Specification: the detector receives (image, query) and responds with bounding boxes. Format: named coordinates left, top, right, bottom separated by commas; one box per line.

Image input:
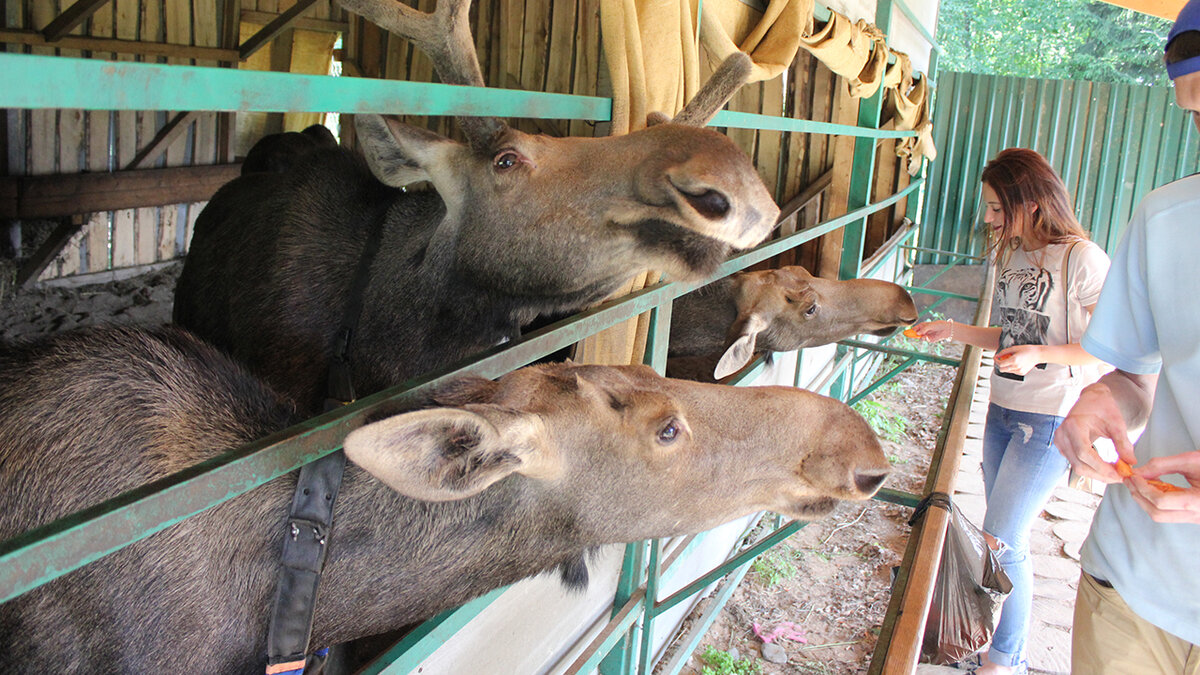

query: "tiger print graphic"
left=995, top=263, right=1055, bottom=380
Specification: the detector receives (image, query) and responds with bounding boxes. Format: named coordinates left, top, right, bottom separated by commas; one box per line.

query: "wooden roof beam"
left=41, top=0, right=113, bottom=42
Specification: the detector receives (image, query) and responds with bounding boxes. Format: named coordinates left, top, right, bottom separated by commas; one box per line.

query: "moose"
left=173, top=0, right=781, bottom=414
left=668, top=266, right=919, bottom=380
left=0, top=326, right=891, bottom=672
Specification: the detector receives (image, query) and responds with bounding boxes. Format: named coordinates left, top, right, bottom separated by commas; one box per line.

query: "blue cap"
left=1167, top=0, right=1200, bottom=79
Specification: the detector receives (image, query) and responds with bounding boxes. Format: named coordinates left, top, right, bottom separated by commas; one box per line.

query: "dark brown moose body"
left=667, top=266, right=919, bottom=380
left=0, top=326, right=890, bottom=673
left=174, top=0, right=781, bottom=414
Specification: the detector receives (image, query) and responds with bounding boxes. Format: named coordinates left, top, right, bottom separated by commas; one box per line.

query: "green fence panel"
left=921, top=71, right=1200, bottom=262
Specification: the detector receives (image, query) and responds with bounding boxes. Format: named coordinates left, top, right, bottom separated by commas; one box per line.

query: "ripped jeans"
left=980, top=403, right=1070, bottom=669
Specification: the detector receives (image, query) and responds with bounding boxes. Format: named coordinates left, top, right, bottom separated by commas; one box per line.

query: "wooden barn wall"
left=2, top=0, right=342, bottom=281
left=7, top=0, right=912, bottom=282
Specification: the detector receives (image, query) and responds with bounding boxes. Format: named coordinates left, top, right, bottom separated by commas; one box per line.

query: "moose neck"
left=668, top=276, right=740, bottom=357
left=310, top=466, right=590, bottom=646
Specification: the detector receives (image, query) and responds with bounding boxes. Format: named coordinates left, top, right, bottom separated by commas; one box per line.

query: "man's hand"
left=1054, top=383, right=1131, bottom=483
left=1126, top=451, right=1200, bottom=524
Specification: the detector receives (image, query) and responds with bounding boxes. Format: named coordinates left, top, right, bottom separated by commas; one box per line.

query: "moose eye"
left=493, top=150, right=521, bottom=171
left=804, top=303, right=818, bottom=317
left=658, top=419, right=682, bottom=444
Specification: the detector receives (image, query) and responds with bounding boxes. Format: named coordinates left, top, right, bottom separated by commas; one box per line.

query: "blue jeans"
left=981, top=403, right=1070, bottom=669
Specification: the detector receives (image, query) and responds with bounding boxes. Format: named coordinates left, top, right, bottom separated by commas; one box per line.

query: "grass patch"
left=750, top=548, right=798, bottom=587
left=853, top=399, right=909, bottom=443
left=698, top=646, right=762, bottom=675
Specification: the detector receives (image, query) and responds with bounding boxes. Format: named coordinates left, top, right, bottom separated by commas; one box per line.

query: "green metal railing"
left=0, top=0, right=946, bottom=670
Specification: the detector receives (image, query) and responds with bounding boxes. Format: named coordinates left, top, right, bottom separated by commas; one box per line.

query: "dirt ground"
left=668, top=341, right=961, bottom=675
left=1, top=266, right=960, bottom=675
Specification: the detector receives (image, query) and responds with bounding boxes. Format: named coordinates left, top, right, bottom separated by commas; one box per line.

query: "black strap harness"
left=266, top=211, right=387, bottom=674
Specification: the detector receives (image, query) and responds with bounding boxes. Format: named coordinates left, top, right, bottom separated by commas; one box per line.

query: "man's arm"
left=1053, top=369, right=1157, bottom=483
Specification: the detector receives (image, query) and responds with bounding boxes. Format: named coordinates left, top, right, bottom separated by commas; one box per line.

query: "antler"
left=339, top=0, right=503, bottom=149
left=671, top=52, right=753, bottom=127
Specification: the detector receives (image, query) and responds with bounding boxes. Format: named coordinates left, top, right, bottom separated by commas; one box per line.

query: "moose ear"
left=355, top=113, right=460, bottom=188
left=344, top=407, right=555, bottom=501
left=714, top=313, right=770, bottom=379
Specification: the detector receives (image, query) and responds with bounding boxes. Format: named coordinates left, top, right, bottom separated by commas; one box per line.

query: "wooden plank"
left=83, top=0, right=114, bottom=273
left=109, top=0, right=137, bottom=269
left=758, top=76, right=784, bottom=203
left=0, top=28, right=239, bottom=61
left=20, top=218, right=85, bottom=286
left=500, top=0, right=524, bottom=101
left=867, top=139, right=897, bottom=255
left=818, top=81, right=858, bottom=280
left=126, top=110, right=199, bottom=170
left=158, top=202, right=178, bottom=259
left=238, top=0, right=318, bottom=60
left=193, top=0, right=219, bottom=165
left=50, top=0, right=88, bottom=277
left=569, top=0, right=599, bottom=137
left=545, top=0, right=575, bottom=95
left=42, top=0, right=114, bottom=42
left=0, top=164, right=242, bottom=220
left=520, top=0, right=549, bottom=94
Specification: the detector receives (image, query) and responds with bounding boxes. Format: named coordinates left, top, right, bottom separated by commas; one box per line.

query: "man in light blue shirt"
left=1053, top=2, right=1200, bottom=672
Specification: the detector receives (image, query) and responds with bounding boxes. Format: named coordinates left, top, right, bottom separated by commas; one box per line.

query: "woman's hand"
left=908, top=320, right=953, bottom=342
left=994, top=344, right=1044, bottom=376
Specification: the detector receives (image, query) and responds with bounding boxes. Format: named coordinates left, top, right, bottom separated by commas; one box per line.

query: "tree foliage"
left=937, top=0, right=1173, bottom=85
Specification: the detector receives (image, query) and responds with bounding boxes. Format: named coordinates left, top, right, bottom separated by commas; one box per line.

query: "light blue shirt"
left=1079, top=174, right=1200, bottom=645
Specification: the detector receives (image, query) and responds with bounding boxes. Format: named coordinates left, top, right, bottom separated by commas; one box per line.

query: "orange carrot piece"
left=1114, top=459, right=1184, bottom=491
left=902, top=327, right=920, bottom=339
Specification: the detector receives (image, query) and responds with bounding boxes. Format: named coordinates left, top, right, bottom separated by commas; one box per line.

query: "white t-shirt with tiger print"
left=988, top=239, right=1111, bottom=417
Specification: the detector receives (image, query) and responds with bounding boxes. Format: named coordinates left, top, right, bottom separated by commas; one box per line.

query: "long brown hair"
left=979, top=148, right=1088, bottom=265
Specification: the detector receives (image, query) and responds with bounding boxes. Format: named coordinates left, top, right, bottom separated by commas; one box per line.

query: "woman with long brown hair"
left=912, top=148, right=1111, bottom=675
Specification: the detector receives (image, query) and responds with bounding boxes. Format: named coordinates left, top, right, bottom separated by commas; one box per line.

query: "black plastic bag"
left=916, top=494, right=1014, bottom=666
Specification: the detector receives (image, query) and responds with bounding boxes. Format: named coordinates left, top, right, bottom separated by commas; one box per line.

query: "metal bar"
left=567, top=590, right=647, bottom=674
left=902, top=286, right=979, bottom=302
left=637, top=541, right=663, bottom=673
left=0, top=52, right=613, bottom=119
left=656, top=561, right=754, bottom=675
left=238, top=0, right=320, bottom=61
left=355, top=586, right=508, bottom=674
left=847, top=356, right=919, bottom=406
left=601, top=542, right=646, bottom=674
left=873, top=488, right=921, bottom=509
left=712, top=109, right=916, bottom=138
left=899, top=244, right=984, bottom=260
left=41, top=0, right=114, bottom=42
left=838, top=339, right=962, bottom=368
left=654, top=520, right=805, bottom=615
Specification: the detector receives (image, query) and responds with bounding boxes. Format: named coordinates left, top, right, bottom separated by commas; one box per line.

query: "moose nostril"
left=681, top=188, right=731, bottom=219
left=854, top=469, right=889, bottom=496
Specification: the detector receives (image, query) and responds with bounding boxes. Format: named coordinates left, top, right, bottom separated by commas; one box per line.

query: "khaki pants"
left=1073, top=572, right=1200, bottom=674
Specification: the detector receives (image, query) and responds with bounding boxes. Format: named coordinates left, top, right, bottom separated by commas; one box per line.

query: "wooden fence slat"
left=83, top=0, right=114, bottom=273
left=568, top=0, right=599, bottom=137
